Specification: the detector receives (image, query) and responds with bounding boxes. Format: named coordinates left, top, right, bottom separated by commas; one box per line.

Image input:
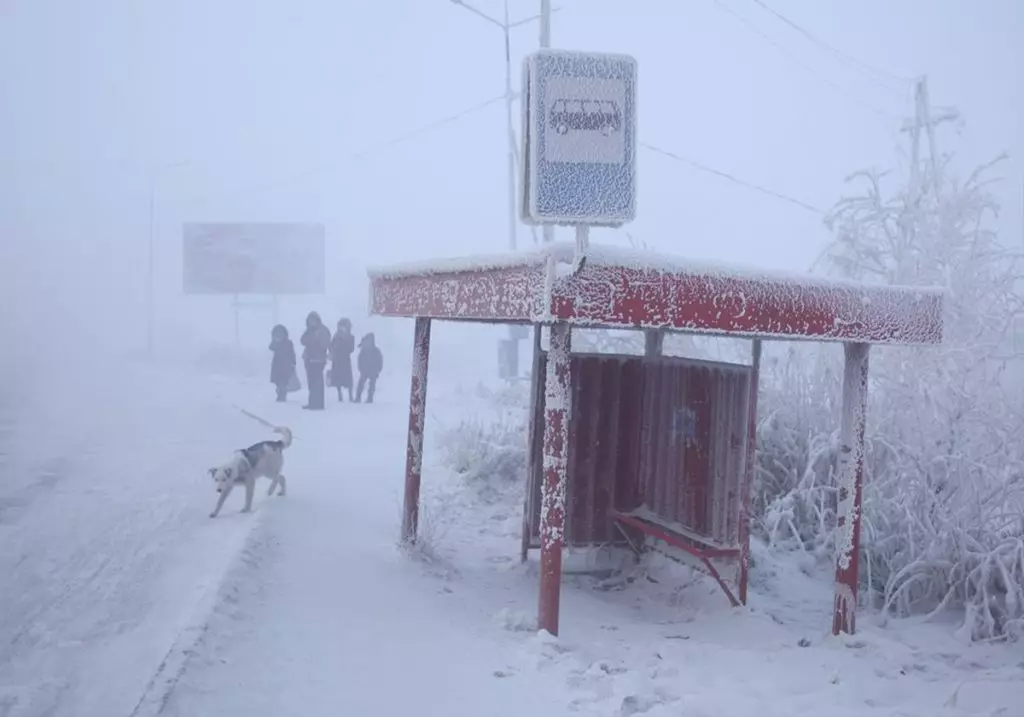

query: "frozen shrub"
left=757, top=150, right=1024, bottom=640
left=435, top=382, right=530, bottom=498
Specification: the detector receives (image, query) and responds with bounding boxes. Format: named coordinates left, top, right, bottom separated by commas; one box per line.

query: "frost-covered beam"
left=549, top=265, right=943, bottom=345
left=369, top=265, right=545, bottom=322
left=833, top=342, right=870, bottom=635
left=538, top=322, right=571, bottom=637
left=367, top=243, right=942, bottom=344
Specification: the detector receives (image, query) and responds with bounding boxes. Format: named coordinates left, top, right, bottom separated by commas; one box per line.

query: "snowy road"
left=0, top=363, right=275, bottom=717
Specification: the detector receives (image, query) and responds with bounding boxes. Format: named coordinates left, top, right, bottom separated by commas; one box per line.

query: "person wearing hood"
left=355, top=332, right=383, bottom=404
left=268, top=324, right=297, bottom=402
left=329, top=318, right=355, bottom=402
left=300, top=311, right=331, bottom=410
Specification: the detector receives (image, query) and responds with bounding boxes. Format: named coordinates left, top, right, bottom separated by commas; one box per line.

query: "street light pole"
left=449, top=0, right=556, bottom=379
left=539, top=0, right=554, bottom=244
left=450, top=0, right=555, bottom=252
left=146, top=178, right=156, bottom=356
left=540, top=0, right=551, bottom=49
left=143, top=160, right=188, bottom=357
left=503, top=0, right=517, bottom=252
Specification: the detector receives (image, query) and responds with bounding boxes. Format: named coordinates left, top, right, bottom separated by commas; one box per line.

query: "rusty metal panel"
left=526, top=352, right=644, bottom=548
left=636, top=358, right=751, bottom=549
left=524, top=352, right=750, bottom=551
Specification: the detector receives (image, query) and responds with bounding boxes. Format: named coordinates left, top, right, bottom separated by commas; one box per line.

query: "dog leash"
left=230, top=404, right=298, bottom=441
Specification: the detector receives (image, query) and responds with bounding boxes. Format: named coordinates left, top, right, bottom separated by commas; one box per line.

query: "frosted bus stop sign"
left=521, top=49, right=637, bottom=226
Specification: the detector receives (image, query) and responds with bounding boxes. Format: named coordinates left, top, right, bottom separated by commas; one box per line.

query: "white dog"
left=208, top=426, right=292, bottom=518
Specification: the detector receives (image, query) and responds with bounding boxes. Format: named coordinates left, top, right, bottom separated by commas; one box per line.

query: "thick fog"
left=1, top=0, right=1020, bottom=387
left=2, top=2, right=1024, bottom=714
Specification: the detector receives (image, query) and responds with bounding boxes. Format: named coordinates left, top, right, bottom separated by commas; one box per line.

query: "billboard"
left=182, top=222, right=326, bottom=295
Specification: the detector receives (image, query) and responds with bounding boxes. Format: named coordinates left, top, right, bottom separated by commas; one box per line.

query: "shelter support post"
left=832, top=342, right=870, bottom=635
left=538, top=322, right=571, bottom=636
left=401, top=317, right=432, bottom=544
left=521, top=324, right=544, bottom=564
left=738, top=339, right=762, bottom=605
left=644, top=330, right=664, bottom=357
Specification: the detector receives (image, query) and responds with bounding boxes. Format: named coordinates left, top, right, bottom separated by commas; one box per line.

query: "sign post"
left=521, top=48, right=637, bottom=636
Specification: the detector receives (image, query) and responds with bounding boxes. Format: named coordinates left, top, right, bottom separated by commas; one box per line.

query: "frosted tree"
left=814, top=142, right=1024, bottom=639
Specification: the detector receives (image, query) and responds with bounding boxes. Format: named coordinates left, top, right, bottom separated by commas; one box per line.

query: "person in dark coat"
left=269, top=324, right=296, bottom=402
left=300, top=311, right=331, bottom=410
left=355, top=332, right=383, bottom=404
left=329, top=318, right=355, bottom=402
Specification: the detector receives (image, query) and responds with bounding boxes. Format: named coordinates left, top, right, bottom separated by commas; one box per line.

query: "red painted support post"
left=538, top=322, right=571, bottom=636
left=833, top=342, right=870, bottom=635
left=738, top=339, right=761, bottom=605
left=643, top=329, right=664, bottom=357
left=401, top=317, right=432, bottom=544
left=521, top=324, right=544, bottom=564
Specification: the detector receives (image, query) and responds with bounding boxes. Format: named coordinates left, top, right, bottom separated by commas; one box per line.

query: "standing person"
left=329, top=318, right=355, bottom=402
left=269, top=324, right=296, bottom=402
left=355, top=332, right=383, bottom=404
left=300, top=311, right=331, bottom=410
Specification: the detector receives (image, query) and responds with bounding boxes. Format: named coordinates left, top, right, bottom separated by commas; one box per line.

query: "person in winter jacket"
left=300, top=311, right=331, bottom=410
left=269, top=324, right=296, bottom=402
left=329, top=318, right=355, bottom=402
left=355, top=332, right=383, bottom=404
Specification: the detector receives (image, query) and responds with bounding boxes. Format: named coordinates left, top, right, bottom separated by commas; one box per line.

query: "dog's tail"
left=273, top=426, right=293, bottom=449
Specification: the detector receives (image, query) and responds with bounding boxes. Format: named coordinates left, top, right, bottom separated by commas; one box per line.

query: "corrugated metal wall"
left=525, top=352, right=751, bottom=551
left=636, top=360, right=750, bottom=549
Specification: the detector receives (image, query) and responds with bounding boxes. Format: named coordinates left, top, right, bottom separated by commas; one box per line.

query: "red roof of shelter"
left=368, top=242, right=943, bottom=344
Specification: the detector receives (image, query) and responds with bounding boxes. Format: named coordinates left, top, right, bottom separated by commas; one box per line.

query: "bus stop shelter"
left=367, top=242, right=943, bottom=637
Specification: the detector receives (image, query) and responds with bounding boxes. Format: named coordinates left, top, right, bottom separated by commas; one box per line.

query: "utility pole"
left=902, top=75, right=959, bottom=196
left=540, top=0, right=554, bottom=244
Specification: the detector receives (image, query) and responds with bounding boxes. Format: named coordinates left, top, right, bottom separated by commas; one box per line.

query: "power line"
left=641, top=141, right=826, bottom=215
left=705, top=0, right=901, bottom=122
left=750, top=0, right=911, bottom=95
left=182, top=93, right=507, bottom=207
left=352, top=93, right=506, bottom=159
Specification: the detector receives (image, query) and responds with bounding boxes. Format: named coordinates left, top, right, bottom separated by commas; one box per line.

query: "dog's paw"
left=209, top=512, right=217, bottom=519
left=240, top=507, right=252, bottom=514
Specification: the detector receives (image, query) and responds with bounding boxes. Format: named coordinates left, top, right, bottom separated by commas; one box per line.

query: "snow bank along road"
left=0, top=362, right=272, bottom=717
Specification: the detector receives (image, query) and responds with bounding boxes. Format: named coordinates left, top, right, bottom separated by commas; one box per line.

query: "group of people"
left=268, top=311, right=384, bottom=410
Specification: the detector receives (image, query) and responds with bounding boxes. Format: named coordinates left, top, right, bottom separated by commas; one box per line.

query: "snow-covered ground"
left=1, top=357, right=1021, bottom=717
left=137, top=379, right=1020, bottom=717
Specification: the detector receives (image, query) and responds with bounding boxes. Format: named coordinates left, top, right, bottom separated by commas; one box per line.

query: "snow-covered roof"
left=368, top=242, right=941, bottom=296
left=367, top=242, right=944, bottom=345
